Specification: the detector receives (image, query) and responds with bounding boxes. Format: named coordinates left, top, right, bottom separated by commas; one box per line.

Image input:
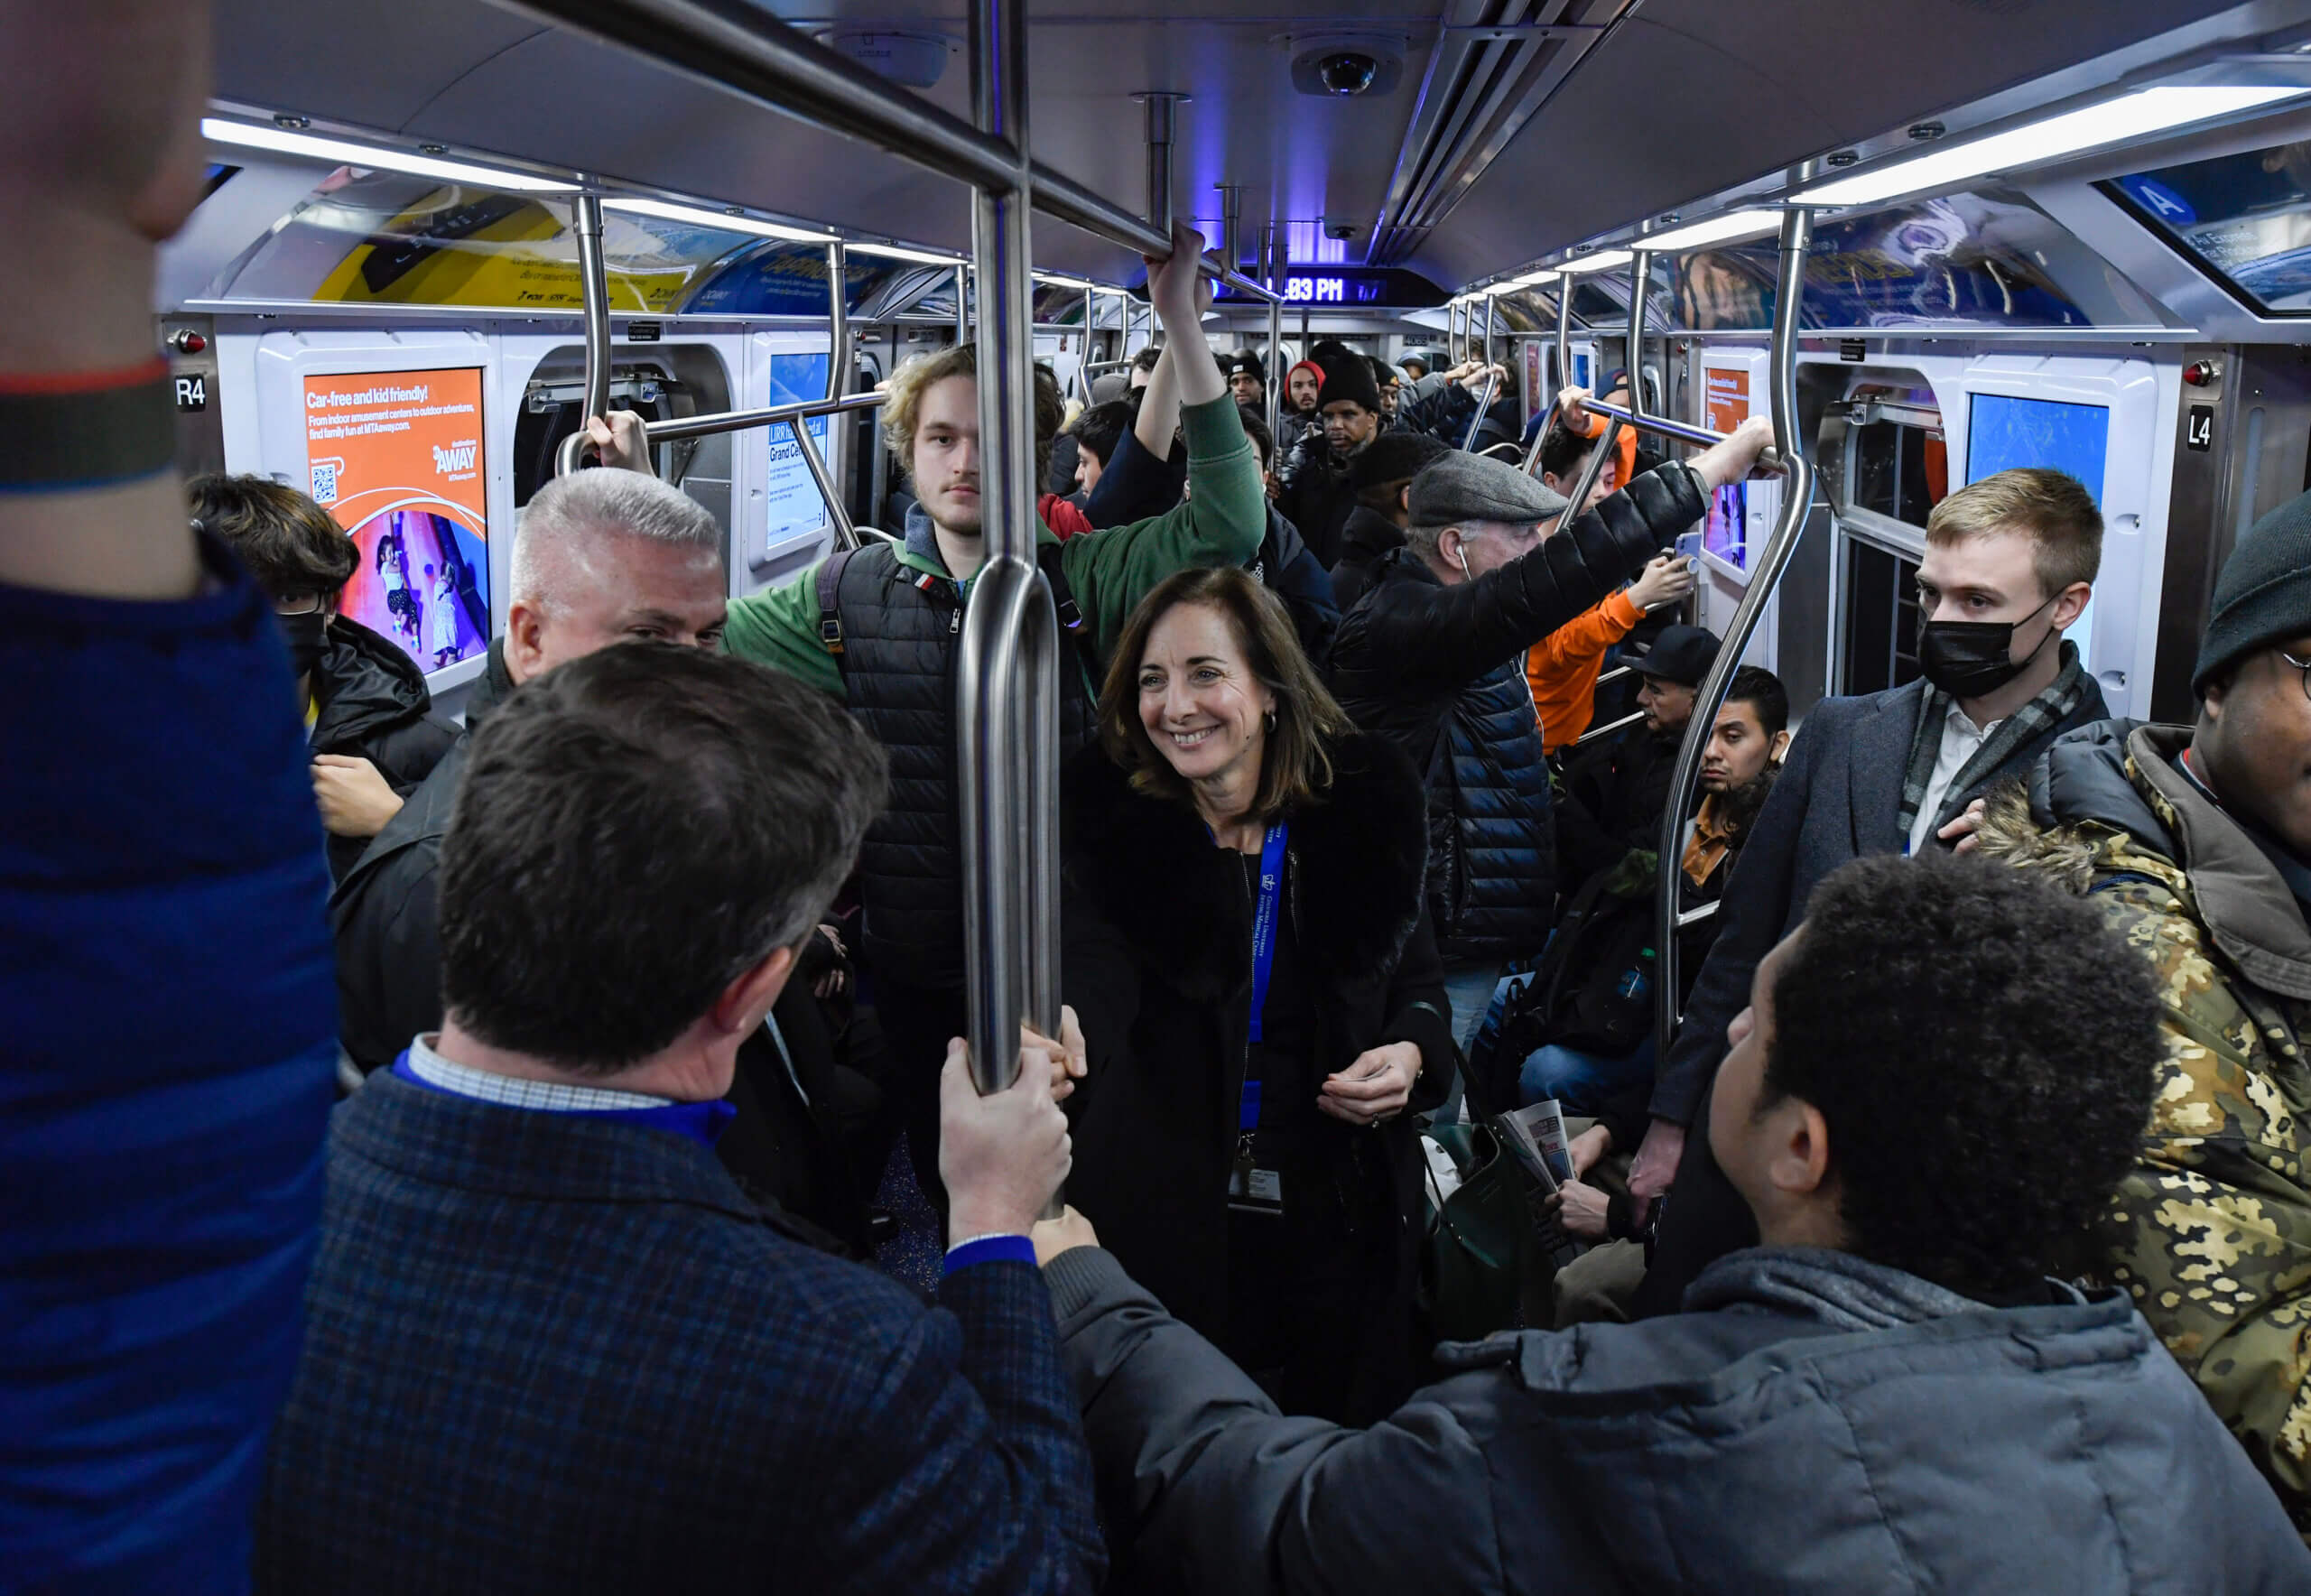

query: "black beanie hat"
left=1350, top=431, right=1452, bottom=491
left=1313, top=346, right=1382, bottom=413
left=2195, top=487, right=2311, bottom=693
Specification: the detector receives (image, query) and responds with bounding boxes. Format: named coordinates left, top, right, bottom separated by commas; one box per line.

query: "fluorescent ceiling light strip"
left=604, top=197, right=831, bottom=242
left=1793, top=84, right=2307, bottom=206
left=849, top=241, right=966, bottom=264
left=1035, top=273, right=1099, bottom=291
left=201, top=118, right=576, bottom=192
left=1639, top=209, right=1782, bottom=253
left=1557, top=249, right=1632, bottom=274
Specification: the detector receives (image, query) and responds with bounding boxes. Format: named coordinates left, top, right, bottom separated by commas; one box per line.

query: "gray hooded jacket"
left=1049, top=1243, right=2308, bottom=1594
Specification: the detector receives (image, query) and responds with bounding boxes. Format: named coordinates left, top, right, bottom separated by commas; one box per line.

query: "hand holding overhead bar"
left=1552, top=387, right=1789, bottom=472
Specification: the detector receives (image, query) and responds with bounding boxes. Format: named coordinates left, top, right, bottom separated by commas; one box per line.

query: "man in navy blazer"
left=256, top=643, right=1103, bottom=1594
left=1626, top=469, right=2110, bottom=1314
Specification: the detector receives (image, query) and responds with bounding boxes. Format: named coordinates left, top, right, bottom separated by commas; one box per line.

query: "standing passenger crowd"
left=12, top=10, right=2311, bottom=1591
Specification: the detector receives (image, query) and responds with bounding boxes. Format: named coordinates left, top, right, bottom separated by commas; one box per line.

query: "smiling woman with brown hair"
left=1057, top=565, right=1453, bottom=1427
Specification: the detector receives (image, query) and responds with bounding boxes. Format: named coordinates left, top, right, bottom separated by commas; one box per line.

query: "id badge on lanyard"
left=1230, top=821, right=1290, bottom=1216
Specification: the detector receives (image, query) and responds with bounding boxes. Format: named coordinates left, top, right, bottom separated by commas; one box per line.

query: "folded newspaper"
left=1498, top=1100, right=1583, bottom=1267
left=1499, top=1099, right=1577, bottom=1192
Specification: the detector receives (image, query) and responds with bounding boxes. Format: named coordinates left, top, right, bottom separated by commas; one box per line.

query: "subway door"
left=159, top=314, right=224, bottom=478
left=2151, top=345, right=2311, bottom=720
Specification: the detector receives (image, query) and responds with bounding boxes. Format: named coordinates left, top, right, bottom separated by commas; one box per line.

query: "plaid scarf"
left=1896, top=640, right=2086, bottom=841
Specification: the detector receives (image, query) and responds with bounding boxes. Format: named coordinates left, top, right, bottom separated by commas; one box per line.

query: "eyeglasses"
left=2281, top=649, right=2311, bottom=704
left=274, top=594, right=326, bottom=617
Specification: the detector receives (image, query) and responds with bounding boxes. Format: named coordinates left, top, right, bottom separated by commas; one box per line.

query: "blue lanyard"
left=1247, top=820, right=1290, bottom=1047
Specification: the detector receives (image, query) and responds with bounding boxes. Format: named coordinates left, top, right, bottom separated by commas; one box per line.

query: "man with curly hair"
left=1025, top=853, right=2310, bottom=1591
left=1976, top=486, right=2311, bottom=1542
left=719, top=222, right=1267, bottom=1204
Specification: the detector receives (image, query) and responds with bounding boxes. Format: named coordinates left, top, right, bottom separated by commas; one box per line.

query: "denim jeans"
left=1441, top=960, right=1507, bottom=1054
left=1518, top=1036, right=1657, bottom=1114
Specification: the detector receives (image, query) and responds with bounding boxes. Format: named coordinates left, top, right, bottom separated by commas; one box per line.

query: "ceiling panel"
left=1425, top=0, right=2261, bottom=285
left=211, top=0, right=2292, bottom=292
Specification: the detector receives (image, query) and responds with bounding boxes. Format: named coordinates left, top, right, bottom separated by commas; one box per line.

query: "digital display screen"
left=1210, top=266, right=1446, bottom=309
left=1965, top=394, right=2108, bottom=502
left=765, top=351, right=833, bottom=550
left=303, top=367, right=491, bottom=678
left=1966, top=392, right=2109, bottom=664
left=1706, top=483, right=1747, bottom=571
left=1703, top=367, right=1752, bottom=570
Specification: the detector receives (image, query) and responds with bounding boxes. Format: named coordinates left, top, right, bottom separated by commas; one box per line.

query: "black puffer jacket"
left=1332, top=462, right=1707, bottom=962
left=310, top=617, right=457, bottom=881
left=1274, top=429, right=1360, bottom=569
left=1059, top=733, right=1453, bottom=1423
left=329, top=643, right=511, bottom=1072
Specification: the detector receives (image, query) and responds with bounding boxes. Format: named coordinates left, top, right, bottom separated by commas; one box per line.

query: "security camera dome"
left=1318, top=51, right=1378, bottom=96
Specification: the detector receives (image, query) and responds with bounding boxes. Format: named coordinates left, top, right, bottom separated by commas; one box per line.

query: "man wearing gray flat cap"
left=1330, top=419, right=1776, bottom=1062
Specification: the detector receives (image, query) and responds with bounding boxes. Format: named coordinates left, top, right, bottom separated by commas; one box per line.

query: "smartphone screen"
left=1674, top=530, right=1704, bottom=562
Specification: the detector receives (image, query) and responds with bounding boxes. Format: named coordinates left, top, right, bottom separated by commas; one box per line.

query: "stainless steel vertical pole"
left=1080, top=283, right=1095, bottom=401
left=1651, top=210, right=1815, bottom=1063
left=1523, top=281, right=1574, bottom=476
left=955, top=0, right=1063, bottom=1093
left=1266, top=287, right=1283, bottom=443
left=1627, top=249, right=1653, bottom=419
left=575, top=194, right=611, bottom=430
left=1218, top=182, right=1243, bottom=277
left=791, top=237, right=859, bottom=548
left=953, top=263, right=970, bottom=345
left=1142, top=92, right=1182, bottom=237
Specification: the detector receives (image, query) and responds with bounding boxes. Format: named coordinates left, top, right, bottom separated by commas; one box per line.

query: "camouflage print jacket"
left=1979, top=719, right=2311, bottom=1538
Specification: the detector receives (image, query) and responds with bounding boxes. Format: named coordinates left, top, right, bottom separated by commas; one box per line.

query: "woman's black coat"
left=1060, top=730, right=1454, bottom=1412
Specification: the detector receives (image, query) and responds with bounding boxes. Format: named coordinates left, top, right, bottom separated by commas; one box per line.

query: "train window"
left=1844, top=386, right=1948, bottom=531
left=2105, top=144, right=2311, bottom=315
left=1841, top=536, right=1924, bottom=697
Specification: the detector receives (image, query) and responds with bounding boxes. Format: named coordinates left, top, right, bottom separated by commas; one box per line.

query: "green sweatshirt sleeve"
left=1060, top=394, right=1265, bottom=663
left=722, top=563, right=847, bottom=701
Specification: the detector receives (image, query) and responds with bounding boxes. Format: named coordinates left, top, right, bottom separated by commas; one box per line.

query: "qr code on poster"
left=310, top=461, right=339, bottom=505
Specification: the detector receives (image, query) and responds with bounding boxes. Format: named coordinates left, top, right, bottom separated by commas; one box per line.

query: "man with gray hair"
left=1329, top=426, right=1772, bottom=1055
left=330, top=466, right=730, bottom=1073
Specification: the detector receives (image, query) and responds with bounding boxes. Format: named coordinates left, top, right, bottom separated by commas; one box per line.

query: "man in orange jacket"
left=1528, top=552, right=1698, bottom=752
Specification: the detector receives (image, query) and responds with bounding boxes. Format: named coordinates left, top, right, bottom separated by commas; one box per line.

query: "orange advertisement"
left=304, top=367, right=492, bottom=676
left=1704, top=367, right=1750, bottom=434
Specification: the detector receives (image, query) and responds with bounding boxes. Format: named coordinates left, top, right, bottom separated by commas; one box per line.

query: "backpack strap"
left=814, top=546, right=860, bottom=672
left=1034, top=540, right=1106, bottom=685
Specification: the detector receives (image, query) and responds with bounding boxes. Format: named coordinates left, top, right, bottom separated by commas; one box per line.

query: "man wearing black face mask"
left=1627, top=468, right=2107, bottom=1316
left=190, top=475, right=455, bottom=882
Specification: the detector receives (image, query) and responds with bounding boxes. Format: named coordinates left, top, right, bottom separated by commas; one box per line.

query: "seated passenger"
left=330, top=463, right=728, bottom=1075
left=1060, top=569, right=1451, bottom=1425
left=1332, top=435, right=1768, bottom=1050
left=190, top=473, right=456, bottom=880
left=1630, top=468, right=2108, bottom=1314
left=1, top=14, right=337, bottom=1582
left=256, top=644, right=1101, bottom=1593
left=1555, top=624, right=1720, bottom=886
left=1328, top=431, right=1451, bottom=612
left=1977, top=488, right=2311, bottom=1537
left=719, top=223, right=1261, bottom=1210
left=1038, top=853, right=2311, bottom=1592
left=1503, top=663, right=1788, bottom=1118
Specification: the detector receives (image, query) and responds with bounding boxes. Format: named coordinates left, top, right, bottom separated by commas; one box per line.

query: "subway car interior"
left=26, top=0, right=2311, bottom=1588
